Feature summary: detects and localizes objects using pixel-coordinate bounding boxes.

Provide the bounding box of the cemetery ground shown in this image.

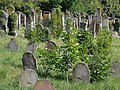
[0,29,120,90]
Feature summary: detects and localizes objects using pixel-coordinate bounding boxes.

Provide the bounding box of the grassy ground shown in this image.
[0,29,120,90]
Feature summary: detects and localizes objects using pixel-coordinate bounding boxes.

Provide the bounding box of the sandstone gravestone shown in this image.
[111,62,120,78]
[34,80,55,90]
[26,42,37,53]
[19,69,38,87]
[22,52,37,71]
[72,62,90,83]
[45,41,56,50]
[7,38,18,51]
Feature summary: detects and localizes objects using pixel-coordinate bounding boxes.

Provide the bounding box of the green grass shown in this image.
[0,29,120,90]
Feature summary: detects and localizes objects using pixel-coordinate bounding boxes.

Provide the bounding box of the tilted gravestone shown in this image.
[45,41,56,50]
[111,62,120,78]
[22,52,37,71]
[34,80,55,90]
[26,42,37,53]
[72,62,90,83]
[19,69,38,87]
[7,38,18,51]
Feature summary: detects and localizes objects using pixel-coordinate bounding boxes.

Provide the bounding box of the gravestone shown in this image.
[34,80,55,90]
[25,15,32,38]
[111,62,120,78]
[19,69,38,87]
[6,5,15,15]
[22,52,37,71]
[62,12,65,29]
[102,13,109,30]
[16,11,22,29]
[72,62,90,83]
[26,42,37,53]
[7,38,18,51]
[45,41,56,50]
[96,8,102,36]
[21,13,26,26]
[0,10,8,34]
[30,9,35,29]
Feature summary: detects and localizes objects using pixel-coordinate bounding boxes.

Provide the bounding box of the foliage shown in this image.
[52,7,62,38]
[89,30,112,82]
[28,22,50,42]
[38,28,112,82]
[7,12,17,36]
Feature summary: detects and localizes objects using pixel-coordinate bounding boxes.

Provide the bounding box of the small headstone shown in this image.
[7,38,18,51]
[34,80,55,90]
[19,69,38,87]
[45,41,56,50]
[26,42,37,53]
[111,62,120,78]
[22,52,37,71]
[72,62,90,83]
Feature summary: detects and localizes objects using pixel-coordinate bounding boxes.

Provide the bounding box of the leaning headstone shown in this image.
[22,52,37,71]
[26,42,37,53]
[45,41,56,50]
[19,69,38,87]
[34,80,55,90]
[111,62,120,78]
[7,38,18,51]
[72,62,90,83]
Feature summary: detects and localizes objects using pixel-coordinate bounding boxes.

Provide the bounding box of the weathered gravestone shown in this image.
[7,38,18,51]
[22,52,37,71]
[45,41,56,50]
[72,62,90,83]
[111,62,120,78]
[34,80,55,90]
[26,42,37,53]
[19,69,38,87]
[102,13,109,30]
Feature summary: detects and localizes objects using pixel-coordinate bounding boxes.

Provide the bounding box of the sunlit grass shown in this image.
[0,29,120,90]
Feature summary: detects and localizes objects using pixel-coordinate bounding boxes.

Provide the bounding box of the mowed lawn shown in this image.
[0,30,120,90]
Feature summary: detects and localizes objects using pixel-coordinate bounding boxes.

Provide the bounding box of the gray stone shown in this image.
[102,13,109,30]
[22,52,37,71]
[7,38,18,51]
[34,80,55,90]
[26,42,37,53]
[19,69,38,87]
[111,62,120,78]
[72,62,90,83]
[45,41,56,50]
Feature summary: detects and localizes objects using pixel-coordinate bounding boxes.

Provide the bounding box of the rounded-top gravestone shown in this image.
[22,52,37,71]
[45,41,56,50]
[72,62,90,83]
[34,80,55,90]
[19,69,38,87]
[7,38,18,51]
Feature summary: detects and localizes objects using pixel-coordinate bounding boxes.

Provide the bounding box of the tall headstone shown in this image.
[102,13,109,30]
[78,13,81,29]
[26,42,37,53]
[96,8,102,36]
[34,80,55,90]
[22,52,37,71]
[30,9,36,29]
[21,13,26,26]
[62,12,65,29]
[72,62,90,83]
[7,38,19,51]
[25,14,32,38]
[19,69,38,87]
[16,11,22,29]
